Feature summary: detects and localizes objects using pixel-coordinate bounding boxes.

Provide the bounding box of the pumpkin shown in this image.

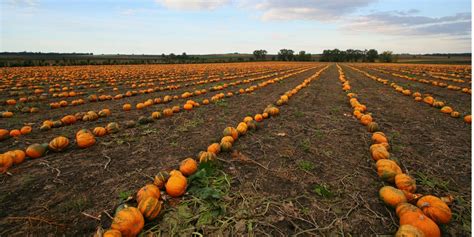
[40,124,51,131]
[423,96,434,105]
[379,186,407,208]
[371,146,390,161]
[163,108,173,117]
[137,196,162,220]
[202,99,209,105]
[246,120,258,130]
[414,96,422,102]
[0,153,13,173]
[26,143,48,158]
[395,225,426,237]
[10,130,21,137]
[123,104,132,111]
[396,203,424,218]
[198,151,216,163]
[221,136,234,144]
[464,115,471,124]
[220,141,232,152]
[103,229,122,237]
[136,184,161,203]
[440,106,453,114]
[236,122,248,135]
[106,122,120,134]
[376,159,402,183]
[151,111,162,119]
[399,212,440,237]
[450,111,460,118]
[61,115,77,125]
[360,114,373,125]
[266,106,280,116]
[207,143,221,154]
[48,136,70,152]
[172,106,180,113]
[111,206,144,237]
[93,127,108,137]
[183,103,193,110]
[254,114,263,122]
[395,173,417,193]
[99,109,111,117]
[223,127,238,140]
[370,143,390,153]
[367,122,379,133]
[2,111,13,118]
[416,195,452,224]
[0,129,9,141]
[76,131,96,148]
[153,171,170,189]
[243,116,253,123]
[20,126,32,135]
[372,132,388,144]
[403,191,423,203]
[179,158,198,176]
[165,171,187,197]
[136,103,145,110]
[7,150,26,165]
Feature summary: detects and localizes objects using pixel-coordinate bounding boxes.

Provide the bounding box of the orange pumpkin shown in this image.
[123,103,132,111]
[61,115,77,125]
[371,146,390,161]
[179,158,198,176]
[396,202,423,218]
[103,229,122,237]
[416,195,452,224]
[165,171,187,197]
[0,129,9,141]
[136,184,161,203]
[26,143,48,158]
[111,206,144,237]
[376,159,402,183]
[136,103,145,110]
[0,153,13,173]
[163,108,173,117]
[10,129,21,137]
[223,127,238,140]
[183,103,193,110]
[220,141,232,152]
[367,122,379,133]
[254,114,263,122]
[379,186,407,208]
[399,212,440,237]
[440,106,453,114]
[93,127,107,137]
[395,225,426,237]
[6,150,26,165]
[153,171,170,189]
[76,131,96,148]
[20,126,32,135]
[360,114,373,125]
[207,143,221,154]
[236,122,248,135]
[48,136,70,152]
[464,115,471,124]
[198,151,216,163]
[221,136,234,144]
[372,132,388,144]
[395,173,417,193]
[106,122,120,134]
[137,196,162,220]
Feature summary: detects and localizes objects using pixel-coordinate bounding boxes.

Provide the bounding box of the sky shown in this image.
[0,0,471,54]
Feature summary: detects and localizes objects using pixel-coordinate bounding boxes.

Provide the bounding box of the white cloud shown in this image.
[155,0,230,10]
[6,0,38,7]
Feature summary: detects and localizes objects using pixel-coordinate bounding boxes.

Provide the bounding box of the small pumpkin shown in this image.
[221,136,234,144]
[151,111,162,119]
[26,143,48,158]
[179,158,198,176]
[399,212,440,237]
[379,186,407,208]
[395,225,426,237]
[220,141,232,152]
[123,103,132,111]
[6,150,26,165]
[10,129,21,137]
[165,171,187,197]
[372,132,388,144]
[153,171,170,189]
[207,143,221,154]
[136,184,161,203]
[93,127,108,137]
[376,159,402,183]
[106,122,120,134]
[111,206,144,237]
[76,131,96,148]
[163,108,173,117]
[396,202,424,218]
[254,114,263,122]
[367,122,379,133]
[464,115,471,124]
[395,173,417,193]
[236,122,248,135]
[20,126,32,135]
[137,196,162,220]
[61,115,77,125]
[360,114,373,125]
[198,151,216,163]
[0,129,10,141]
[223,127,238,140]
[416,195,452,224]
[440,106,453,114]
[371,146,390,161]
[103,229,122,237]
[48,136,70,152]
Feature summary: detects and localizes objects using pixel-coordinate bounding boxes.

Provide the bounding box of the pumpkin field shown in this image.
[0,62,471,236]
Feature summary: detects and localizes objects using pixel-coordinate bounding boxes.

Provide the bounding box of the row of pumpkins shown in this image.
[349,66,471,124]
[338,65,452,237]
[0,66,319,173]
[101,66,329,237]
[370,64,469,83]
[373,68,471,95]
[44,67,300,112]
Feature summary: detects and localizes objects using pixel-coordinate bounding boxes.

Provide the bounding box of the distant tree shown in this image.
[277,49,295,61]
[379,51,393,62]
[253,49,267,60]
[297,51,312,61]
[366,49,379,62]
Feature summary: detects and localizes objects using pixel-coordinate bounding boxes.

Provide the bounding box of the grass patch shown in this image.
[294,110,305,118]
[299,138,312,153]
[58,195,89,212]
[312,183,333,198]
[118,190,133,202]
[298,160,315,172]
[414,171,450,192]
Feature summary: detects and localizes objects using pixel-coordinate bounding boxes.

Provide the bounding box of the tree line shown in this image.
[319,49,396,62]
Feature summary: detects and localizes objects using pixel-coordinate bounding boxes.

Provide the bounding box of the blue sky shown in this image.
[1,0,471,54]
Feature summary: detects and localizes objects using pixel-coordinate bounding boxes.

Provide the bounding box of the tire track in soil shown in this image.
[342,64,471,236]
[219,64,398,236]
[0,66,324,235]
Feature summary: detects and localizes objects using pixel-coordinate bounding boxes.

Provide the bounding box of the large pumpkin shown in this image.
[207,143,221,154]
[396,202,423,218]
[395,173,417,193]
[371,146,390,161]
[416,195,452,224]
[76,131,96,148]
[93,127,107,137]
[103,229,122,237]
[165,171,187,197]
[236,122,248,135]
[48,136,70,152]
[395,225,426,237]
[137,196,162,220]
[360,114,373,125]
[376,159,402,183]
[379,186,407,208]
[0,129,10,141]
[26,143,48,158]
[6,150,26,165]
[61,115,77,125]
[179,158,198,176]
[372,132,388,144]
[111,206,144,237]
[0,153,13,173]
[399,212,440,237]
[136,184,161,204]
